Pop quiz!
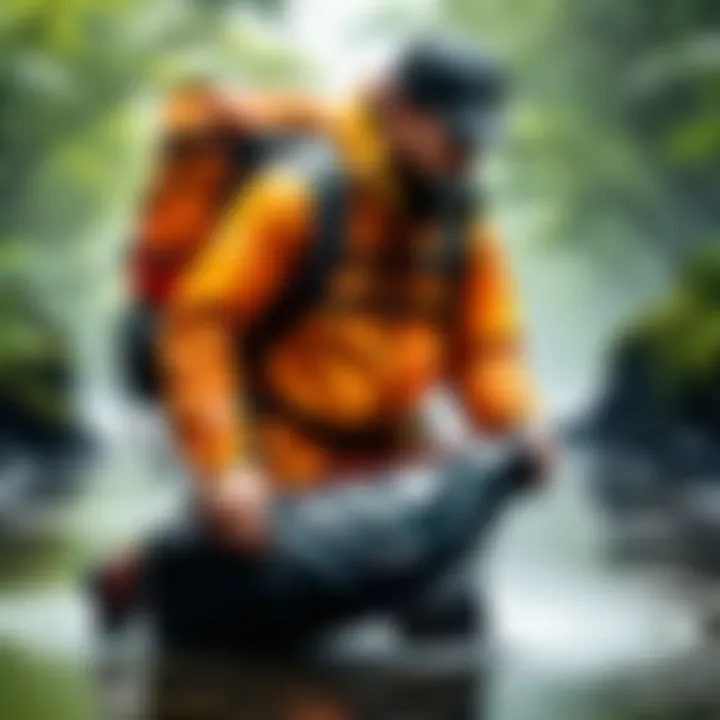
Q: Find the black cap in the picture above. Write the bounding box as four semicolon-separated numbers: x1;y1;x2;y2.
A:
392;37;506;148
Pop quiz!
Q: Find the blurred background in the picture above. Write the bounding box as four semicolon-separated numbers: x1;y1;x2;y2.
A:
0;0;718;718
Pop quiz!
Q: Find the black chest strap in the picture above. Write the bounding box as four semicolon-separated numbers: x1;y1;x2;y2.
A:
243;145;347;369
243;144;348;427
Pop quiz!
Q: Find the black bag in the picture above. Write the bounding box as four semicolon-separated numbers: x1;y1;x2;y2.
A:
145;443;535;654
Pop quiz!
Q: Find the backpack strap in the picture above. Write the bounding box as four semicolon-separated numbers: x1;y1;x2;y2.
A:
437;182;475;328
243;142;348;410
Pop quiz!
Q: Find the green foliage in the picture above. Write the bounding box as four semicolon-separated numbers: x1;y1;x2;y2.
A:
0;262;75;429
443;0;719;260
0;645;92;720
0;0;301;251
622;241;720;406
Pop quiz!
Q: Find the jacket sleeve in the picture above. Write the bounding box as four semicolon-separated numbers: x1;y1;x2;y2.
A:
448;224;537;435
159;169;313;483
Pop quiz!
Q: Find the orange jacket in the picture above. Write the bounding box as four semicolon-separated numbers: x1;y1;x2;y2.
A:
160;97;535;488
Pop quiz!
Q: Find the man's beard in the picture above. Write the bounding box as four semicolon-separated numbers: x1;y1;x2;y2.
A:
395;161;471;222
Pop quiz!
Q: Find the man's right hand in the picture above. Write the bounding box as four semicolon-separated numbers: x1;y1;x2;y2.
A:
199;466;273;552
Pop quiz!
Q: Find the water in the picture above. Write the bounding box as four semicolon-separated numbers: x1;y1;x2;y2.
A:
1;432;719;719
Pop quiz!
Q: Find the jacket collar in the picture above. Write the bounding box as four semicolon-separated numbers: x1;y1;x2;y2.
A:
329;91;401;210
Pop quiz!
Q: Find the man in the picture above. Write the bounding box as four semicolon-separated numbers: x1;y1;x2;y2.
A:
95;40;553;720
159;37;547;551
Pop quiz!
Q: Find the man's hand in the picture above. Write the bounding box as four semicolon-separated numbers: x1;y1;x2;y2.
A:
199;466;273;552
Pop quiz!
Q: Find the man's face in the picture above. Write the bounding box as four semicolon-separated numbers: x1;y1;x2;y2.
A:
385;96;475;181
